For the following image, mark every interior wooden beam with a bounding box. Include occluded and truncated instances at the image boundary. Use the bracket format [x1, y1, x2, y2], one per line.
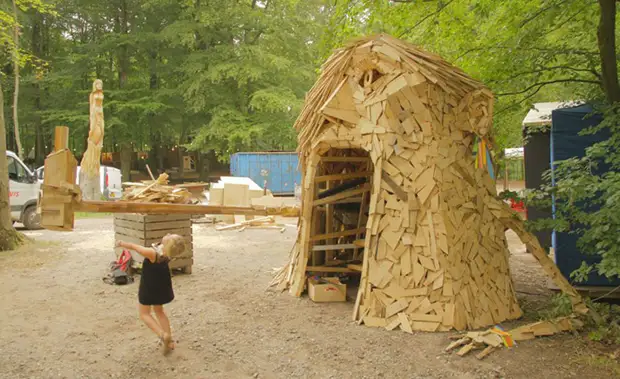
[347, 264, 363, 272]
[311, 243, 357, 251]
[306, 266, 358, 273]
[311, 227, 366, 242]
[313, 185, 370, 206]
[314, 172, 372, 183]
[317, 177, 367, 199]
[320, 157, 371, 163]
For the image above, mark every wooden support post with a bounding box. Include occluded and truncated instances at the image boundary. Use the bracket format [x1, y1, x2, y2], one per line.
[325, 177, 334, 263]
[53, 126, 69, 152]
[40, 126, 78, 231]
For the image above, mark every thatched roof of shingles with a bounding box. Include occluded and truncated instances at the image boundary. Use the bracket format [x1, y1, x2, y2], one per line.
[294, 34, 493, 154]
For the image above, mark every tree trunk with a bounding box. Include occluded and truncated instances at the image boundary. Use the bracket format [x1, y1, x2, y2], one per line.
[597, 0, 620, 104]
[12, 0, 23, 160]
[177, 147, 185, 181]
[0, 81, 24, 251]
[196, 152, 210, 181]
[116, 0, 131, 182]
[32, 13, 44, 166]
[120, 144, 132, 182]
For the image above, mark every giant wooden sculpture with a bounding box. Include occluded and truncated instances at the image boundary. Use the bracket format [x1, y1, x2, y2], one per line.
[79, 79, 105, 200]
[276, 34, 586, 332]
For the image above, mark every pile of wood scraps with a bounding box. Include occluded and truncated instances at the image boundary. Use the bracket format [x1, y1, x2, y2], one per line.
[215, 216, 286, 233]
[122, 173, 192, 204]
[446, 316, 584, 359]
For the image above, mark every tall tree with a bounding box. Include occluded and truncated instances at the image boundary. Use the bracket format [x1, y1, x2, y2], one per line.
[0, 80, 23, 251]
[1, 0, 54, 251]
[12, 0, 23, 160]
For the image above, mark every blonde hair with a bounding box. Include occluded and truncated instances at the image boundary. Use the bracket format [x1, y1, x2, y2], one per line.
[162, 234, 186, 259]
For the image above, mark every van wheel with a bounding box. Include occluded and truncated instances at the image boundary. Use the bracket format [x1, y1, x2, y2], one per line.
[22, 206, 42, 230]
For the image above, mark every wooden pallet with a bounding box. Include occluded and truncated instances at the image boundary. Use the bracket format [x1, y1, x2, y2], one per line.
[114, 213, 194, 274]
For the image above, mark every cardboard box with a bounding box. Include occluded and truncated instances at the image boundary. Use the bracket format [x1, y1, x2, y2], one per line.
[308, 277, 347, 302]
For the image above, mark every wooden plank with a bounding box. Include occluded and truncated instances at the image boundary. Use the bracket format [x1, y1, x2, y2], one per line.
[310, 228, 366, 242]
[347, 264, 363, 271]
[145, 228, 192, 239]
[320, 157, 371, 163]
[313, 185, 370, 206]
[114, 213, 190, 223]
[311, 244, 357, 251]
[314, 172, 372, 183]
[77, 201, 267, 216]
[306, 266, 357, 273]
[215, 216, 275, 231]
[381, 172, 408, 202]
[114, 218, 191, 232]
[113, 225, 144, 239]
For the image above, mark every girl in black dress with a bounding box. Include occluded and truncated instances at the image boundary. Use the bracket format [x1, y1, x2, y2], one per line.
[116, 233, 185, 355]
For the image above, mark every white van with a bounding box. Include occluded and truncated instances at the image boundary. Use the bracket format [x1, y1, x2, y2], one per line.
[35, 165, 122, 201]
[7, 151, 41, 229]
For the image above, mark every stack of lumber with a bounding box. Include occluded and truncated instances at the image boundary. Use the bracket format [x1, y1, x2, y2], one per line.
[208, 176, 268, 223]
[446, 316, 584, 359]
[122, 173, 192, 204]
[275, 34, 586, 332]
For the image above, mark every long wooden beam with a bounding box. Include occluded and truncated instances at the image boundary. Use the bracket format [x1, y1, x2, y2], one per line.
[311, 243, 357, 251]
[314, 172, 372, 183]
[320, 157, 371, 163]
[310, 227, 366, 242]
[76, 201, 268, 216]
[313, 185, 370, 206]
[306, 266, 358, 273]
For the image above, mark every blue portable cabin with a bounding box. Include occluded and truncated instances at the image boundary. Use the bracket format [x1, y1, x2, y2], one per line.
[229, 152, 301, 196]
[549, 103, 620, 286]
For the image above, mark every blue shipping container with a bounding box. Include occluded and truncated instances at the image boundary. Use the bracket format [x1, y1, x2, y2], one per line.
[230, 152, 301, 195]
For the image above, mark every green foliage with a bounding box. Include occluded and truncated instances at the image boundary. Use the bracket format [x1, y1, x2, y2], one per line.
[528, 103, 620, 280]
[539, 293, 573, 320]
[584, 298, 620, 345]
[320, 0, 603, 151]
[3, 0, 330, 164]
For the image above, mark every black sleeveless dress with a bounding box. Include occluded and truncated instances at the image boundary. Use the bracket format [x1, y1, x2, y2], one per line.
[138, 252, 174, 306]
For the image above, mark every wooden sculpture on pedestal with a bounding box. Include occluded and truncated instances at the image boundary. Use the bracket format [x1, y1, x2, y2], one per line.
[275, 34, 586, 332]
[79, 79, 104, 200]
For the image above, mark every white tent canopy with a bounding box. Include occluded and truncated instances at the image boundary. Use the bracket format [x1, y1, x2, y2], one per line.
[504, 147, 523, 159]
[522, 101, 583, 126]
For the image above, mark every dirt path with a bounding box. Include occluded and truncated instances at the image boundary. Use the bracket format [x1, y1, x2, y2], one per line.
[0, 218, 615, 378]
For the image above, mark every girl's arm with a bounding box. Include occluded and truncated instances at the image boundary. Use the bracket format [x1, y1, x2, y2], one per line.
[117, 241, 157, 263]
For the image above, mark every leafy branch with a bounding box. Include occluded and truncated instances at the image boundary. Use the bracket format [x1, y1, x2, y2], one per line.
[488, 66, 602, 84]
[397, 0, 456, 38]
[495, 78, 601, 97]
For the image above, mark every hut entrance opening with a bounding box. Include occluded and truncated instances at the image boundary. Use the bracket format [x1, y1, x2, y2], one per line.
[307, 148, 373, 300]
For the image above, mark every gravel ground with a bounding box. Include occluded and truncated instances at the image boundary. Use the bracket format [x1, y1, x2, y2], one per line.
[0, 217, 616, 379]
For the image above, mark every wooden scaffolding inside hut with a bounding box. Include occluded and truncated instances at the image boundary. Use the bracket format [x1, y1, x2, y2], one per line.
[276, 34, 586, 332]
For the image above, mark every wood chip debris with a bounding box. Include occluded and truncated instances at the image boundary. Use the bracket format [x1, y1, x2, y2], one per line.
[445, 316, 584, 359]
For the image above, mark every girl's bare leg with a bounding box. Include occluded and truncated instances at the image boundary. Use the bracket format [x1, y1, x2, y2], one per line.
[153, 305, 175, 351]
[139, 304, 164, 338]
